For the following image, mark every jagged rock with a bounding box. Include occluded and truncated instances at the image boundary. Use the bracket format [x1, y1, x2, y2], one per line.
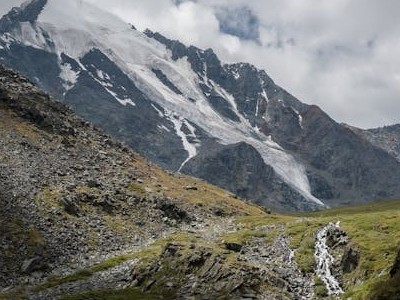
[341, 247, 359, 273]
[224, 242, 243, 253]
[21, 257, 44, 274]
[184, 185, 198, 191]
[156, 198, 191, 223]
[87, 179, 101, 188]
[390, 248, 400, 278]
[326, 227, 348, 248]
[60, 197, 81, 217]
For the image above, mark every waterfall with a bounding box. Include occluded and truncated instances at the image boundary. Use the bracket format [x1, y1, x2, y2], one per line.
[314, 221, 344, 296]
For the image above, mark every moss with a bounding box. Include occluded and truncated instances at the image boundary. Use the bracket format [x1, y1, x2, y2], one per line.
[35, 186, 63, 211]
[27, 228, 44, 247]
[128, 181, 147, 196]
[313, 275, 328, 298]
[0, 293, 27, 300]
[363, 274, 400, 300]
[223, 228, 267, 245]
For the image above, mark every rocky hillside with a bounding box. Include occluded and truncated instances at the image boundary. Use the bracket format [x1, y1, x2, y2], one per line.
[1, 0, 400, 211]
[1, 65, 399, 300]
[346, 124, 400, 162]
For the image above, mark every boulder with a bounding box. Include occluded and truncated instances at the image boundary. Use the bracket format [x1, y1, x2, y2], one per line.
[341, 247, 359, 273]
[21, 256, 44, 274]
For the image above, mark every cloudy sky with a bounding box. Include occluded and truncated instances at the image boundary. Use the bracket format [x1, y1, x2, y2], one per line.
[2, 0, 400, 128]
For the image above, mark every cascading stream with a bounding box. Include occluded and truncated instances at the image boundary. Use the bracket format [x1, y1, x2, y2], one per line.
[314, 221, 344, 297]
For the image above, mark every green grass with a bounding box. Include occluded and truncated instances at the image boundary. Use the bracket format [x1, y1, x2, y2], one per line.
[223, 228, 268, 245]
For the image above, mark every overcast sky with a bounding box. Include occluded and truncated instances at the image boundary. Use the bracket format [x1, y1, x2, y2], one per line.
[2, 0, 400, 128]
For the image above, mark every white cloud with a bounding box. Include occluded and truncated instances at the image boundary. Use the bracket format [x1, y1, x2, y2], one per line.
[5, 0, 400, 128]
[0, 0, 26, 16]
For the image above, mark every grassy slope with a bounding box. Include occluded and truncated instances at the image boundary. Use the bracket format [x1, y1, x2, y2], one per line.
[288, 201, 400, 300]
[242, 200, 400, 299]
[301, 200, 400, 299]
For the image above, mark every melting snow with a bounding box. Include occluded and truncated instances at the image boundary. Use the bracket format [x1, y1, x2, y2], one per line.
[165, 110, 200, 171]
[261, 89, 269, 102]
[157, 124, 170, 132]
[151, 104, 165, 117]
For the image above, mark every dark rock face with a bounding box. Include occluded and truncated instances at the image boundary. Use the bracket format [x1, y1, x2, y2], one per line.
[183, 142, 319, 212]
[341, 247, 360, 274]
[390, 249, 400, 278]
[0, 0, 48, 34]
[348, 123, 400, 163]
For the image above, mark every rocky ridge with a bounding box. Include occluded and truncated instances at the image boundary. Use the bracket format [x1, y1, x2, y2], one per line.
[346, 124, 400, 162]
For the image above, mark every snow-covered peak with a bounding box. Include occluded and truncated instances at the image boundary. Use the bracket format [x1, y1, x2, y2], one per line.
[39, 0, 127, 34]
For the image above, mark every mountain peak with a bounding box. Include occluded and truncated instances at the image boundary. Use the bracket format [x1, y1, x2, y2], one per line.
[0, 0, 47, 33]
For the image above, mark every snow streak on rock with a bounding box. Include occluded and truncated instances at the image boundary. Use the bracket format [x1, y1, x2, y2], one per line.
[165, 110, 200, 171]
[314, 222, 344, 297]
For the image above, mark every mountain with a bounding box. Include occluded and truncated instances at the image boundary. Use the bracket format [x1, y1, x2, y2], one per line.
[0, 0, 400, 211]
[346, 124, 400, 162]
[1, 64, 399, 300]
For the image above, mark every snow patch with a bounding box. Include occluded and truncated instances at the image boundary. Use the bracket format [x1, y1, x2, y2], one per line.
[292, 107, 304, 129]
[59, 63, 79, 92]
[261, 89, 269, 103]
[151, 104, 164, 118]
[90, 71, 136, 107]
[158, 124, 170, 132]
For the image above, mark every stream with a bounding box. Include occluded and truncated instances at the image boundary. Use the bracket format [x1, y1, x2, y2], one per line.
[314, 221, 344, 297]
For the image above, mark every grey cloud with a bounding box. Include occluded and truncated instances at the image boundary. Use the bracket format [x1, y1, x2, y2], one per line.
[215, 6, 260, 42]
[0, 0, 26, 16]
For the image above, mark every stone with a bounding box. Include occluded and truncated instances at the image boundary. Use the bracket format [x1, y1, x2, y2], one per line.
[60, 197, 81, 216]
[224, 242, 243, 253]
[21, 257, 44, 274]
[184, 185, 198, 191]
[87, 179, 101, 188]
[341, 247, 360, 273]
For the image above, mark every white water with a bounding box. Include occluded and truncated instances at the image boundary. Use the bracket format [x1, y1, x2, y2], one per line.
[314, 222, 344, 297]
